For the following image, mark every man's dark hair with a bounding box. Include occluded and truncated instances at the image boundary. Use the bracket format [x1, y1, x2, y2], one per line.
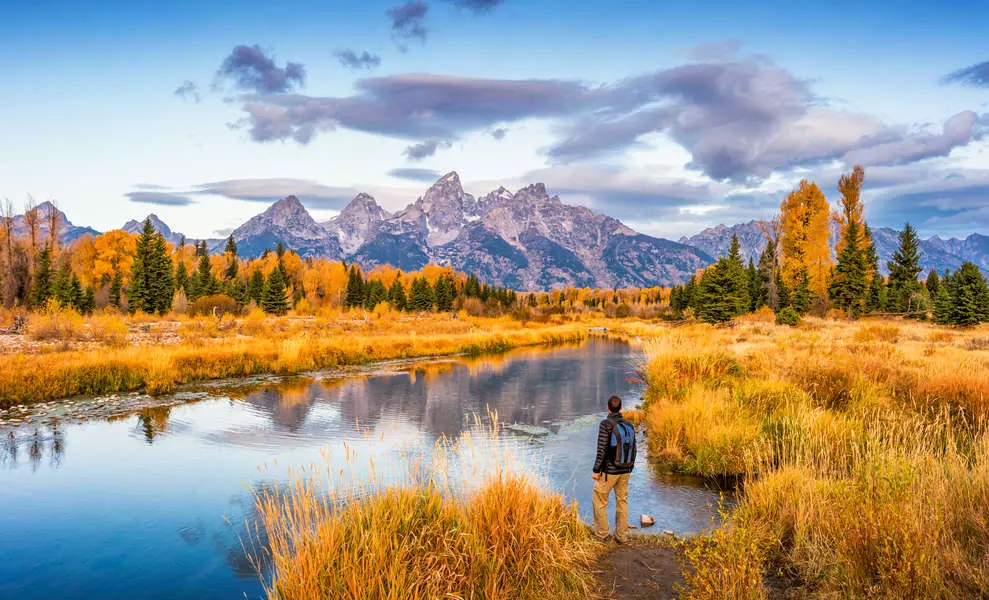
[607, 395, 622, 413]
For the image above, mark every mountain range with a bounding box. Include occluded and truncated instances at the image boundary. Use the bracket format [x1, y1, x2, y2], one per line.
[9, 173, 988, 289]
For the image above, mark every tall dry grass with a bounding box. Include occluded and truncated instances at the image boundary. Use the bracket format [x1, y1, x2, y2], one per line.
[249, 423, 597, 600]
[0, 314, 592, 406]
[640, 319, 989, 599]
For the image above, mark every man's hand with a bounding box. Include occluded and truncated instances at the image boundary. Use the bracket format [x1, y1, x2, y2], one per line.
[592, 472, 601, 481]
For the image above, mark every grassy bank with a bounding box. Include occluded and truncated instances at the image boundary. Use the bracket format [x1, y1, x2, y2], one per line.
[250, 427, 597, 600]
[0, 311, 602, 407]
[640, 319, 989, 599]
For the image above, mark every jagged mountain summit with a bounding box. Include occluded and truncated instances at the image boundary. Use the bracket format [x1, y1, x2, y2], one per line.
[122, 214, 186, 246]
[225, 172, 713, 289]
[230, 195, 342, 259]
[12, 201, 99, 244]
[680, 221, 989, 276]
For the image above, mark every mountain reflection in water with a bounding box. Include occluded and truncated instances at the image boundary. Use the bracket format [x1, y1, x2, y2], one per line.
[0, 339, 726, 600]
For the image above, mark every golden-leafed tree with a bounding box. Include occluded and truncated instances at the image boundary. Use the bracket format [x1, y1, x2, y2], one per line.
[779, 179, 833, 298]
[92, 230, 138, 285]
[832, 166, 873, 275]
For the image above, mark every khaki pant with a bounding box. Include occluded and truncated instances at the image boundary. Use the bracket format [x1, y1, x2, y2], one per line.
[592, 472, 630, 542]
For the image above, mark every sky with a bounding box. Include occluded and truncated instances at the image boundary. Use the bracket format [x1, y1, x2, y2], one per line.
[2, 0, 988, 240]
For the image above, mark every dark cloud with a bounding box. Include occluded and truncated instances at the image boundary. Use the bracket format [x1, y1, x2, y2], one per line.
[941, 60, 989, 87]
[232, 58, 987, 181]
[490, 127, 507, 140]
[403, 139, 449, 159]
[842, 111, 986, 167]
[450, 0, 505, 13]
[237, 73, 589, 145]
[193, 178, 357, 209]
[125, 191, 196, 206]
[217, 45, 305, 94]
[335, 49, 382, 71]
[174, 81, 201, 102]
[388, 1, 429, 44]
[388, 168, 444, 181]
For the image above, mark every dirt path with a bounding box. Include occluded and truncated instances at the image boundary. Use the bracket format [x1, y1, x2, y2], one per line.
[595, 538, 685, 599]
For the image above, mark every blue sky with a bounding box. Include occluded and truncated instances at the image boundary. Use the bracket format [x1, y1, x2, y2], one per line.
[2, 0, 988, 239]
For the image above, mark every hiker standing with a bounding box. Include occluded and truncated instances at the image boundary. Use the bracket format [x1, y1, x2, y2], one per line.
[592, 395, 636, 543]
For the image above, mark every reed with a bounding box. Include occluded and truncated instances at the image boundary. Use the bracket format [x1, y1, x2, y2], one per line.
[641, 319, 989, 599]
[250, 423, 597, 600]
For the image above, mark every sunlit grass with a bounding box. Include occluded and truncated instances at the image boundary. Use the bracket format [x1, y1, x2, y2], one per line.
[641, 319, 989, 599]
[248, 420, 597, 600]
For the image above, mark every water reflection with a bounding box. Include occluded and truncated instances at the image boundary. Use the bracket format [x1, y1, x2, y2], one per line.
[1, 424, 65, 470]
[0, 340, 725, 600]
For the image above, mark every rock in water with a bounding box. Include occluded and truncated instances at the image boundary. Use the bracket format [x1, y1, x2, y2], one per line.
[640, 514, 656, 527]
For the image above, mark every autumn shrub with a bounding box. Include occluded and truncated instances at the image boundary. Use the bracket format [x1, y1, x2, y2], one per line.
[853, 324, 900, 343]
[27, 300, 86, 341]
[87, 312, 129, 346]
[186, 294, 240, 318]
[775, 307, 801, 327]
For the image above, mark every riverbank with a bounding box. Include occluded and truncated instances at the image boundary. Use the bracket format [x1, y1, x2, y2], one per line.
[640, 319, 989, 598]
[0, 312, 614, 407]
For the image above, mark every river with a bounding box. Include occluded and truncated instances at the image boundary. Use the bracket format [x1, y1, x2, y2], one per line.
[0, 339, 726, 600]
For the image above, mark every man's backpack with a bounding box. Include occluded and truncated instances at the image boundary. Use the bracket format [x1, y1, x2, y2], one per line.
[609, 419, 637, 470]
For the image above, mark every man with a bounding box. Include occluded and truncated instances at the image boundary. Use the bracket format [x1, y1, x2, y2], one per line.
[592, 395, 636, 543]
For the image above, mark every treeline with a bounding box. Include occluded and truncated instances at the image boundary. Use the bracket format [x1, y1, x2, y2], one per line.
[670, 166, 989, 326]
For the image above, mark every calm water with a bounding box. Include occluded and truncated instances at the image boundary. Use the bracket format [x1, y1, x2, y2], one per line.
[0, 339, 725, 600]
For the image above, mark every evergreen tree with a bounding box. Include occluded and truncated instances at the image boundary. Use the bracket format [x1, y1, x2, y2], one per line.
[80, 286, 96, 314]
[175, 260, 189, 295]
[933, 270, 953, 324]
[747, 258, 761, 311]
[247, 268, 265, 305]
[791, 267, 813, 315]
[191, 251, 218, 300]
[886, 223, 923, 312]
[275, 241, 285, 259]
[756, 238, 779, 311]
[225, 279, 248, 305]
[30, 247, 54, 308]
[108, 270, 124, 308]
[434, 274, 457, 312]
[260, 266, 290, 315]
[52, 264, 83, 309]
[224, 235, 239, 280]
[407, 277, 435, 312]
[695, 236, 749, 323]
[724, 235, 750, 315]
[829, 215, 869, 316]
[683, 275, 698, 311]
[364, 279, 388, 310]
[345, 265, 366, 308]
[464, 274, 482, 298]
[947, 262, 989, 326]
[388, 278, 407, 311]
[926, 269, 940, 298]
[128, 218, 174, 315]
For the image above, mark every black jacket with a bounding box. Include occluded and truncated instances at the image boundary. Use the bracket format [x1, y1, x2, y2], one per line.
[593, 412, 634, 475]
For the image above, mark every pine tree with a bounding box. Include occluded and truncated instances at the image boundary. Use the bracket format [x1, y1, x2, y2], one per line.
[175, 259, 189, 294]
[747, 258, 761, 311]
[756, 238, 779, 311]
[464, 274, 481, 298]
[887, 223, 924, 312]
[128, 218, 174, 315]
[434, 274, 457, 312]
[863, 226, 884, 313]
[261, 267, 290, 315]
[933, 270, 953, 324]
[247, 268, 265, 305]
[791, 268, 813, 315]
[948, 262, 989, 326]
[829, 167, 870, 317]
[191, 251, 217, 300]
[725, 235, 750, 315]
[926, 269, 940, 298]
[80, 286, 96, 314]
[224, 235, 239, 280]
[696, 236, 750, 323]
[388, 278, 407, 311]
[364, 279, 388, 310]
[408, 277, 435, 312]
[109, 270, 124, 308]
[345, 265, 366, 308]
[30, 246, 53, 308]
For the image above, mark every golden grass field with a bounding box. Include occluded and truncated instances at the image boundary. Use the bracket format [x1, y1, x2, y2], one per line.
[4, 305, 989, 599]
[640, 315, 989, 599]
